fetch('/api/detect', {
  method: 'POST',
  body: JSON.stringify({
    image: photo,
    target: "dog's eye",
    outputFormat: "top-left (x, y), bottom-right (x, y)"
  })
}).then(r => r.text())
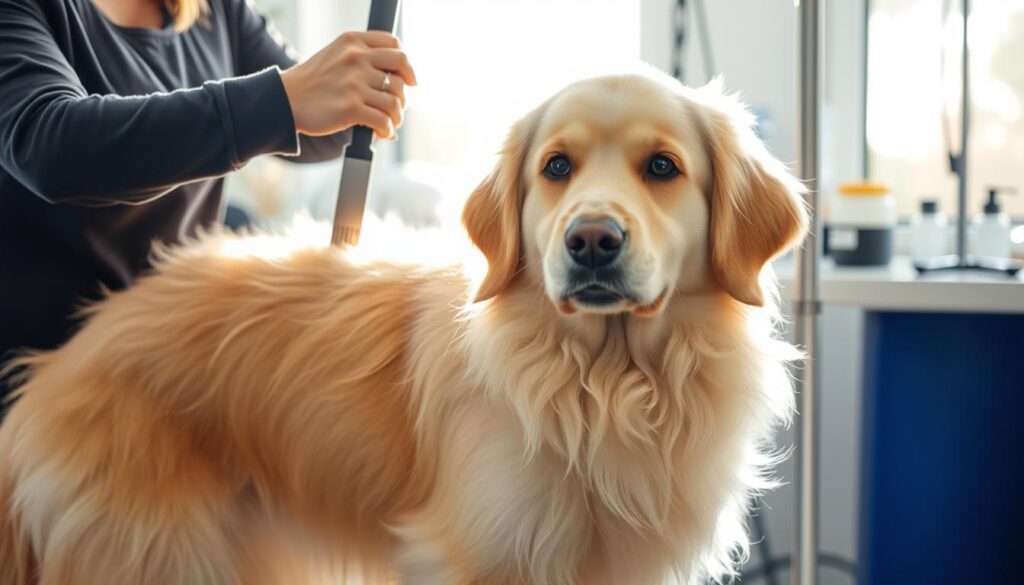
top-left (543, 155), bottom-right (572, 180)
top-left (646, 155), bottom-right (680, 180)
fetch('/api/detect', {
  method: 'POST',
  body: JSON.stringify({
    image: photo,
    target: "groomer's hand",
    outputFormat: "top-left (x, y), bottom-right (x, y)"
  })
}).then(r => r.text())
top-left (280, 31), bottom-right (417, 139)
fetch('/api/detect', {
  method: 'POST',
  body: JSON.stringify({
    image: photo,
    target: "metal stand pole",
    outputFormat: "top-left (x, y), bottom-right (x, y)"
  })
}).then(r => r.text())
top-left (955, 0), bottom-right (970, 265)
top-left (793, 0), bottom-right (822, 584)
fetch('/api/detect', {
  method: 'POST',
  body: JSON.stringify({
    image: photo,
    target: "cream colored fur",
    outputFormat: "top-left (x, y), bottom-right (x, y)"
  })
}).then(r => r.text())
top-left (0, 71), bottom-right (807, 585)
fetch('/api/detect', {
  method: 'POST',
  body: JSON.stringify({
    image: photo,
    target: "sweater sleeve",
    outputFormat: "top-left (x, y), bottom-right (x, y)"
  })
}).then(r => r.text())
top-left (0, 0), bottom-right (300, 206)
top-left (226, 0), bottom-right (350, 164)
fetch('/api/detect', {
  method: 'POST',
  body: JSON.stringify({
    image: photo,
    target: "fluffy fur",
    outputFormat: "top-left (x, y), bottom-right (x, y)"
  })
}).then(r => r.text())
top-left (0, 71), bottom-right (807, 585)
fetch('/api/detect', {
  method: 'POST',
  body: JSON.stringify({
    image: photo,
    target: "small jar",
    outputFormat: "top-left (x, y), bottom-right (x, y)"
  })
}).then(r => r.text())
top-left (828, 181), bottom-right (896, 266)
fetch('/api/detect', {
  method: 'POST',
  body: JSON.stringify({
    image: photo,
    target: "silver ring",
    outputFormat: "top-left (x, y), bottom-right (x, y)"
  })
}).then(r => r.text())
top-left (380, 71), bottom-right (392, 92)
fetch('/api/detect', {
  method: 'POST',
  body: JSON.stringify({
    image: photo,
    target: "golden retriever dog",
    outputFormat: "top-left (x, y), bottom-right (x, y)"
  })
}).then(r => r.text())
top-left (0, 71), bottom-right (807, 585)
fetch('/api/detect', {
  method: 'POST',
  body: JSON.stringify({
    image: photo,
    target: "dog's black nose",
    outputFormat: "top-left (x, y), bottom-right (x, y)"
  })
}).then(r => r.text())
top-left (564, 218), bottom-right (626, 268)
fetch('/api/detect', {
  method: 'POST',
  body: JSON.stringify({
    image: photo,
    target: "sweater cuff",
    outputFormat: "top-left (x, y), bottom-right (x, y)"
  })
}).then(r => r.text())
top-left (216, 66), bottom-right (300, 167)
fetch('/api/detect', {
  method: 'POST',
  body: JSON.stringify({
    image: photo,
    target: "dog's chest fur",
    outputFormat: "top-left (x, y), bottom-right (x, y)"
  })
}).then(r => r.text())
top-left (397, 288), bottom-right (791, 585)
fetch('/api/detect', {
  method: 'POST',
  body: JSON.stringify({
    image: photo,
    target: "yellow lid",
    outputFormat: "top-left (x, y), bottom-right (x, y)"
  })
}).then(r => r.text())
top-left (838, 181), bottom-right (889, 196)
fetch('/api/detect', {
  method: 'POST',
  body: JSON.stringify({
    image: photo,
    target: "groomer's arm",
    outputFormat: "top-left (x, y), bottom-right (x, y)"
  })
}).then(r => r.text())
top-left (228, 0), bottom-right (413, 163)
top-left (0, 0), bottom-right (409, 207)
top-left (0, 0), bottom-right (298, 205)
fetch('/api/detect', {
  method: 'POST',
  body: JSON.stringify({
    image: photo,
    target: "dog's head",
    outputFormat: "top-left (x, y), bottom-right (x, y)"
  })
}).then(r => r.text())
top-left (463, 73), bottom-right (807, 314)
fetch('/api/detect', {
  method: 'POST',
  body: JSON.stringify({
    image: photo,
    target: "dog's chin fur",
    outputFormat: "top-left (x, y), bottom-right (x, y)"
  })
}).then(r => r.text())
top-left (0, 74), bottom-right (805, 585)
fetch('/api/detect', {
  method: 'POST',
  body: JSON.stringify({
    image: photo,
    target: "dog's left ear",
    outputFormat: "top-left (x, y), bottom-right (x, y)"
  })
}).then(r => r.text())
top-left (696, 83), bottom-right (809, 307)
top-left (462, 110), bottom-right (539, 302)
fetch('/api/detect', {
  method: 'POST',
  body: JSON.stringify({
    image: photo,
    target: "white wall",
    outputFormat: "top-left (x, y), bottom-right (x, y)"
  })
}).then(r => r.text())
top-left (642, 0), bottom-right (799, 164)
top-left (640, 1), bottom-right (867, 583)
top-left (641, 0), bottom-right (866, 204)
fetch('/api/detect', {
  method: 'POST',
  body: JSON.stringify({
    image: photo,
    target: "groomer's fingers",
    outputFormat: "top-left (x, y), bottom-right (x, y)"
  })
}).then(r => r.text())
top-left (351, 104), bottom-right (395, 139)
top-left (281, 29), bottom-right (412, 136)
top-left (369, 49), bottom-right (417, 86)
top-left (354, 30), bottom-right (401, 49)
top-left (363, 87), bottom-right (404, 129)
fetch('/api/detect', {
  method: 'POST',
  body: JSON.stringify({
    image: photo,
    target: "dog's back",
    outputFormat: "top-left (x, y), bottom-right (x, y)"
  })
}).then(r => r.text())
top-left (0, 231), bottom-right (468, 584)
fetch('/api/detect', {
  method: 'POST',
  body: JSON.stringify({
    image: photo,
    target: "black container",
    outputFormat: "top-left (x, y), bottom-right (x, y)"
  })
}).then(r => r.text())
top-left (828, 226), bottom-right (893, 266)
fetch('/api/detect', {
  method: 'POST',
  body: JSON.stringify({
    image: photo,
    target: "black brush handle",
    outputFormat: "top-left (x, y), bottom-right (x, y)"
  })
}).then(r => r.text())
top-left (367, 0), bottom-right (401, 32)
top-left (347, 0), bottom-right (402, 161)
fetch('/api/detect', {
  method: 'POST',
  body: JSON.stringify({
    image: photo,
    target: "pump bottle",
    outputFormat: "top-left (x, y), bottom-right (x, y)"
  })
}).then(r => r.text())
top-left (970, 187), bottom-right (1014, 259)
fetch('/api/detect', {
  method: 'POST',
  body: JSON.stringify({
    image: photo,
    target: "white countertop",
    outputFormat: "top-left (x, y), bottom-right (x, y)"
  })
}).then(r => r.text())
top-left (776, 256), bottom-right (1024, 314)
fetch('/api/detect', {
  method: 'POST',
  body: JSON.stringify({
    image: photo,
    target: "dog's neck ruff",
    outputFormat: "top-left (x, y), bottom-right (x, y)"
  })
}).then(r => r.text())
top-left (461, 288), bottom-right (794, 536)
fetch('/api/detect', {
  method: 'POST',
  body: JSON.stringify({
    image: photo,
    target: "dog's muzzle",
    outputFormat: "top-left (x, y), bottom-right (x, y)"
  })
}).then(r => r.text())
top-left (562, 217), bottom-right (631, 306)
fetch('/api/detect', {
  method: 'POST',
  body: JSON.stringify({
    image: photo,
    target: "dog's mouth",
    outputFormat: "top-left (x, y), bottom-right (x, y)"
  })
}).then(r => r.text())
top-left (557, 284), bottom-right (669, 316)
top-left (557, 283), bottom-right (627, 314)
top-left (571, 284), bottom-right (625, 306)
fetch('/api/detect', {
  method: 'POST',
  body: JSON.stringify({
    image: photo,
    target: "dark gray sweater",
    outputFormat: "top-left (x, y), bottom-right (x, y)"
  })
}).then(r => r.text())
top-left (0, 0), bottom-right (347, 398)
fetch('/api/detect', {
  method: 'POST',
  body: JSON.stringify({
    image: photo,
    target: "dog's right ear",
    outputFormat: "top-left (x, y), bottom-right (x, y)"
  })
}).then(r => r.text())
top-left (462, 111), bottom-right (538, 302)
top-left (695, 81), bottom-right (809, 307)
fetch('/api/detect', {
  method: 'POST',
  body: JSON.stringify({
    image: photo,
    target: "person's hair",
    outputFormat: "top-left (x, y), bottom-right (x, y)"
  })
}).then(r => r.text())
top-left (166, 0), bottom-right (209, 31)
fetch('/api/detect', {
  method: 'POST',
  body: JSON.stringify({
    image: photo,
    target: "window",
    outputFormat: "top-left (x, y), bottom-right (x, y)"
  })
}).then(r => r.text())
top-left (226, 0), bottom-right (641, 227)
top-left (400, 0), bottom-right (640, 171)
top-left (866, 0), bottom-right (1024, 218)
